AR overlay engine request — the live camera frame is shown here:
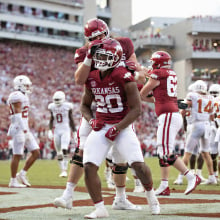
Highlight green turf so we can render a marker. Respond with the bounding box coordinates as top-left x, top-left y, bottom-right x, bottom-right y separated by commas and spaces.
0, 156, 219, 191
